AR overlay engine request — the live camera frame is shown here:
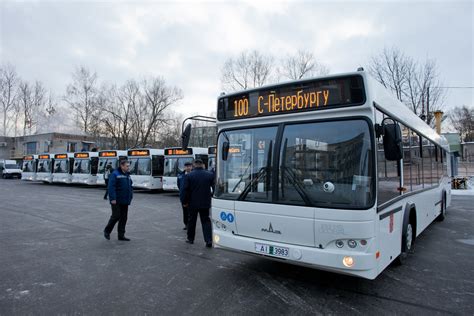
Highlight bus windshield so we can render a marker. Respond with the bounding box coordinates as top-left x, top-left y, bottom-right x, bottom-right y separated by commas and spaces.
216, 119, 374, 209
74, 159, 90, 174
98, 158, 117, 174
164, 157, 194, 177
38, 160, 51, 173
129, 158, 151, 176
5, 164, 17, 169
54, 160, 68, 173
23, 161, 34, 172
